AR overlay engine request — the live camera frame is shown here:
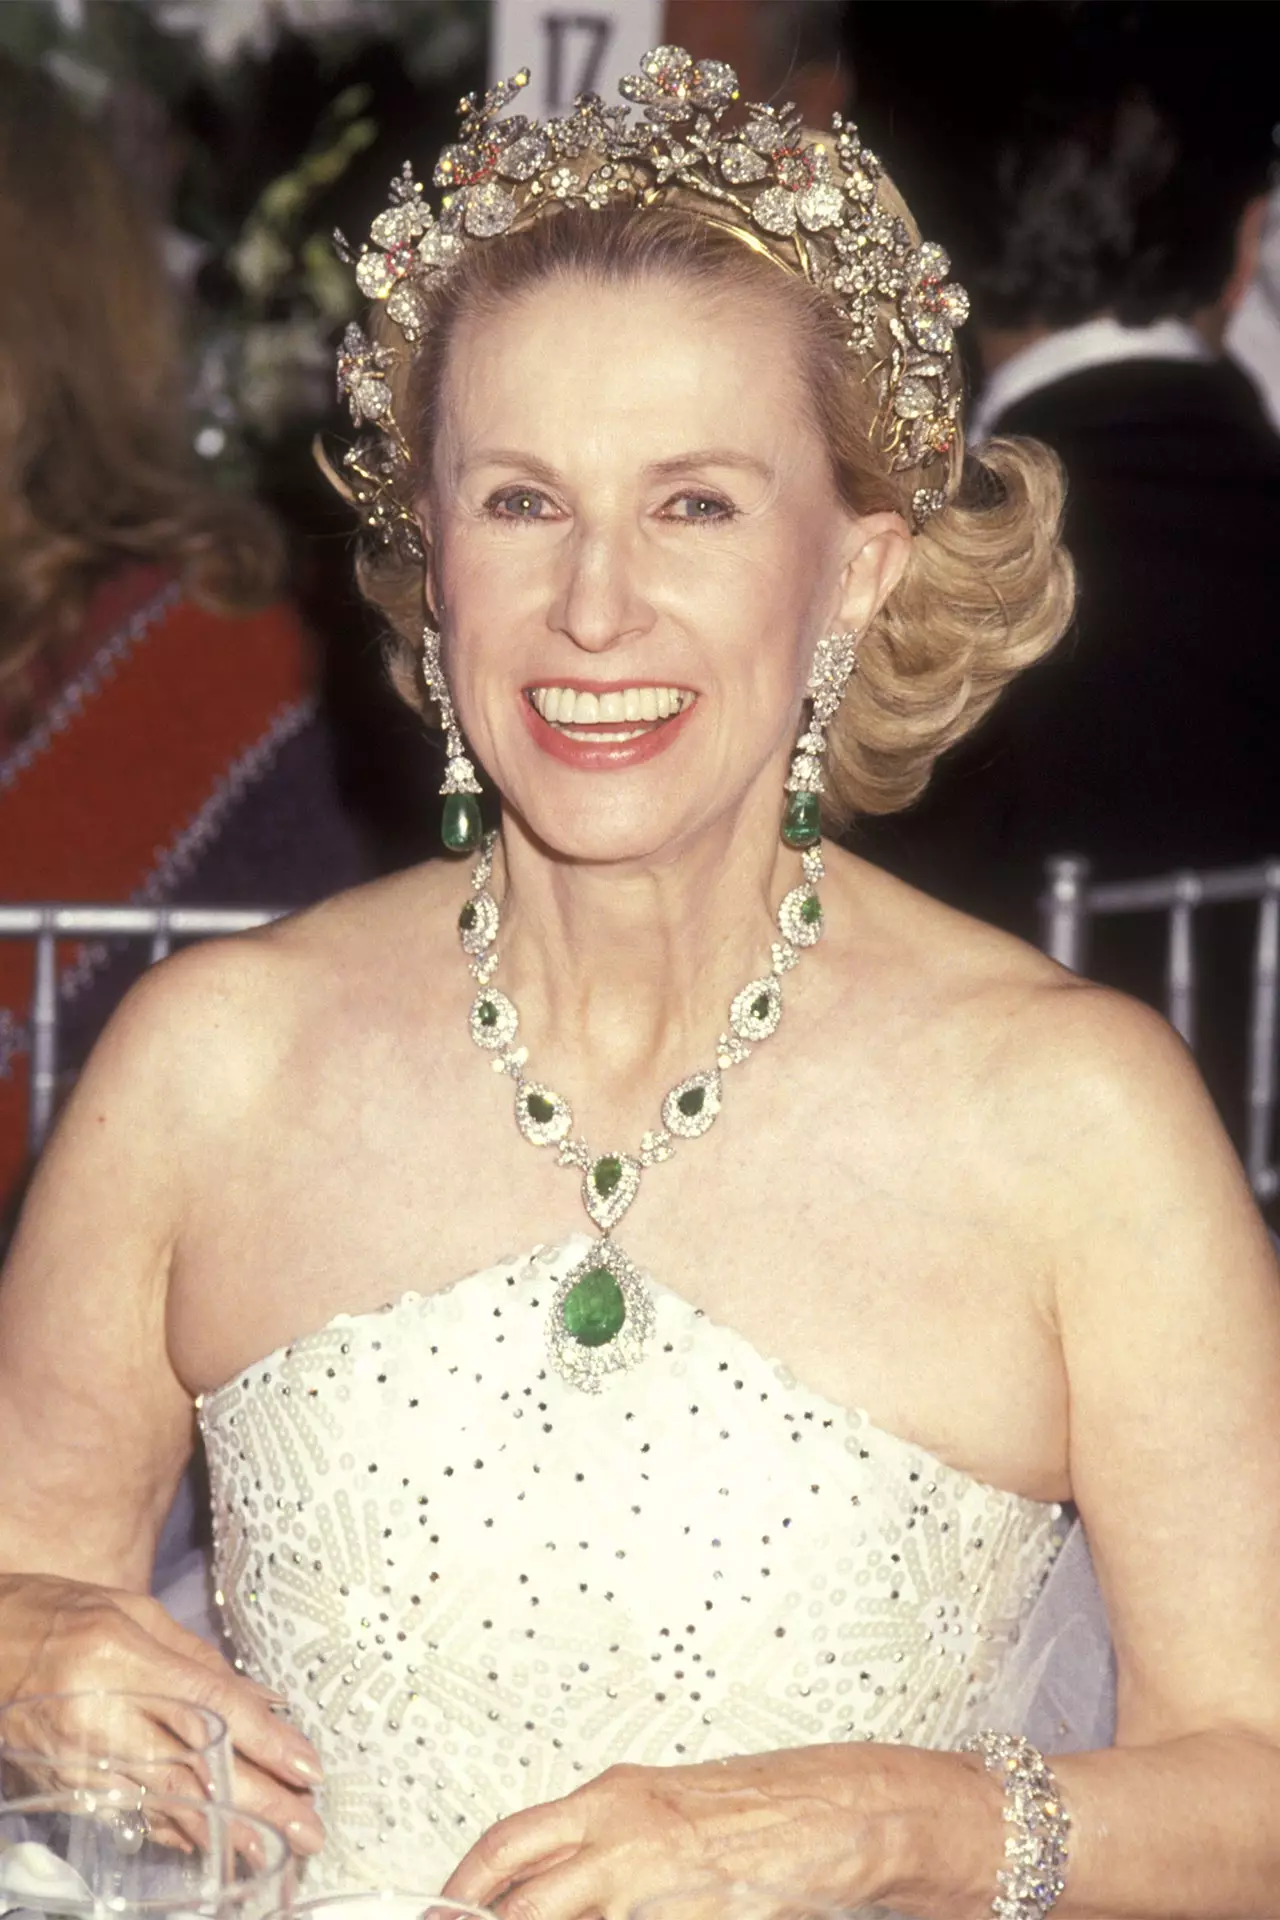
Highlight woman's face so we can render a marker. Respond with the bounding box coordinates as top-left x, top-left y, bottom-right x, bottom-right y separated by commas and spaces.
426, 271, 899, 867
